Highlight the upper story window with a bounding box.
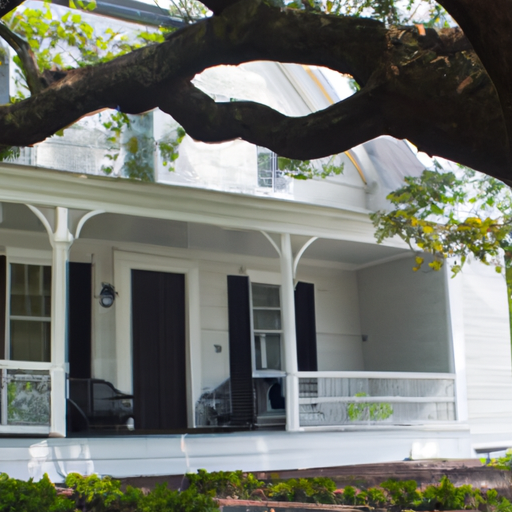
[257,147,289,193]
[251,283,282,371]
[8,264,51,362]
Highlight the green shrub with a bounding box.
[0,473,73,512]
[2,469,512,512]
[266,477,336,504]
[381,479,422,509]
[485,450,512,470]
[495,497,512,512]
[187,469,264,500]
[338,485,359,505]
[421,476,483,511]
[65,473,124,511]
[366,487,388,507]
[134,484,218,512]
[65,473,218,512]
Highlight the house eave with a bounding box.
[0,163,408,248]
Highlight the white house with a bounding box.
[0,1,511,482]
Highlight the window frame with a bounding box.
[4,249,52,362]
[250,281,286,378]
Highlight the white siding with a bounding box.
[297,266,364,371]
[459,262,512,447]
[357,257,452,373]
[199,268,231,392]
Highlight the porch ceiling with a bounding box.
[0,203,47,233]
[78,214,407,264]
[79,213,279,259]
[292,236,408,267]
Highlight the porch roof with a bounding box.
[0,163,410,250]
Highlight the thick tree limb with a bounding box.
[0,0,509,183]
[198,0,239,15]
[0,2,387,142]
[437,0,512,169]
[0,22,46,94]
[160,80,386,158]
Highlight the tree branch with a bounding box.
[0,0,23,19]
[159,80,386,158]
[437,0,512,169]
[198,0,239,15]
[0,0,508,182]
[0,21,46,94]
[0,1,387,144]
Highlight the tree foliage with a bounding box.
[371,166,512,276]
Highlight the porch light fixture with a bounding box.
[99,283,116,308]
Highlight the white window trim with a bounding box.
[113,250,201,428]
[246,269,281,286]
[250,281,286,379]
[0,250,55,432]
[6,248,52,265]
[4,251,52,362]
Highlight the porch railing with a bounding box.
[297,371,456,427]
[0,360,57,434]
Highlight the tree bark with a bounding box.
[437,0,512,171]
[0,0,24,19]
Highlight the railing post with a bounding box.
[280,233,301,431]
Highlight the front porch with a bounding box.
[0,164,477,477]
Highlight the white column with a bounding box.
[280,233,300,431]
[50,207,74,437]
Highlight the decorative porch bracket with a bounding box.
[26,205,104,437]
[292,237,318,280]
[259,231,281,257]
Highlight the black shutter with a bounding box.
[227,275,254,426]
[295,282,318,372]
[68,262,92,379]
[0,256,5,358]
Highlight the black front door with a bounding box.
[131,269,187,430]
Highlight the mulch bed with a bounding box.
[120,459,512,496]
[251,459,512,495]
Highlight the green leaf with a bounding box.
[430,203,444,215]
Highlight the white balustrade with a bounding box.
[298,371,456,427]
[0,360,61,434]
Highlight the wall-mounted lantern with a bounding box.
[99,283,116,308]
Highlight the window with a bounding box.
[251,283,282,371]
[8,264,51,362]
[257,147,288,192]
